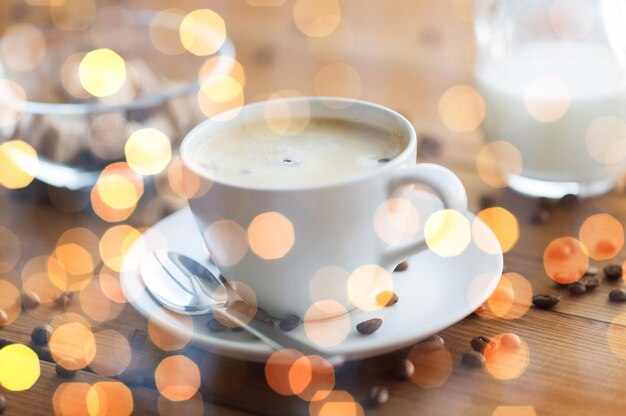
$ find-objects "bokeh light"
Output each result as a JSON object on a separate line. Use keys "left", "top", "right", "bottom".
{"left": 290, "top": 355, "right": 334, "bottom": 401}
{"left": 199, "top": 56, "right": 245, "bottom": 86}
{"left": 99, "top": 268, "right": 127, "bottom": 304}
{"left": 438, "top": 85, "right": 485, "bottom": 133}
{"left": 347, "top": 264, "right": 393, "bottom": 311}
{"left": 585, "top": 116, "right": 626, "bottom": 165}
{"left": 167, "top": 156, "right": 212, "bottom": 200}
{"left": 158, "top": 392, "right": 205, "bottom": 416}
{"left": 308, "top": 390, "right": 364, "bottom": 416}
{"left": 125, "top": 128, "right": 172, "bottom": 176}
{"left": 374, "top": 198, "right": 421, "bottom": 245}
{"left": 150, "top": 8, "right": 187, "bottom": 56}
{"left": 304, "top": 300, "right": 350, "bottom": 347}
{"left": 475, "top": 207, "right": 519, "bottom": 254}
{"left": 0, "top": 344, "right": 40, "bottom": 391}
{"left": 0, "top": 140, "right": 39, "bottom": 189}
{"left": 91, "top": 162, "right": 144, "bottom": 222}
{"left": 309, "top": 266, "right": 350, "bottom": 305}
{"left": 197, "top": 74, "right": 245, "bottom": 119}
{"left": 247, "top": 212, "right": 295, "bottom": 260}
{"left": 549, "top": 0, "right": 595, "bottom": 39}
{"left": 0, "top": 280, "right": 21, "bottom": 325}
{"left": 0, "top": 79, "right": 26, "bottom": 127}
{"left": 99, "top": 225, "right": 144, "bottom": 272}
{"left": 53, "top": 382, "right": 91, "bottom": 416}
{"left": 50, "top": 0, "right": 96, "bottom": 31}
{"left": 424, "top": 209, "right": 471, "bottom": 257}
{"left": 314, "top": 62, "right": 361, "bottom": 104}
{"left": 86, "top": 382, "right": 134, "bottom": 416}
{"left": 487, "top": 273, "right": 533, "bottom": 319}
{"left": 0, "top": 24, "right": 46, "bottom": 71}
{"left": 493, "top": 406, "right": 537, "bottom": 416}
{"left": 179, "top": 9, "right": 227, "bottom": 56}
{"left": 523, "top": 76, "right": 570, "bottom": 122}
{"left": 155, "top": 355, "right": 201, "bottom": 402}
{"left": 578, "top": 214, "right": 624, "bottom": 260}
{"left": 484, "top": 333, "right": 529, "bottom": 380}
{"left": 204, "top": 220, "right": 248, "bottom": 267}
{"left": 476, "top": 141, "right": 523, "bottom": 188}
{"left": 263, "top": 90, "right": 311, "bottom": 136}
{"left": 79, "top": 49, "right": 127, "bottom": 97}
{"left": 265, "top": 349, "right": 304, "bottom": 396}
{"left": 307, "top": 21, "right": 353, "bottom": 61}
{"left": 148, "top": 308, "right": 193, "bottom": 351}
{"left": 49, "top": 322, "right": 96, "bottom": 370}
{"left": 0, "top": 226, "right": 20, "bottom": 272}
{"left": 408, "top": 344, "right": 453, "bottom": 388}
{"left": 293, "top": 0, "right": 341, "bottom": 37}
{"left": 79, "top": 279, "right": 125, "bottom": 323}
{"left": 543, "top": 237, "right": 589, "bottom": 284}
{"left": 22, "top": 256, "right": 63, "bottom": 310}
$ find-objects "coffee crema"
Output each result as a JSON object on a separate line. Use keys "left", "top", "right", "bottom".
{"left": 191, "top": 117, "right": 406, "bottom": 187}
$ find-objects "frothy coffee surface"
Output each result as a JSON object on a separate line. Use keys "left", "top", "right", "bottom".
{"left": 192, "top": 118, "right": 406, "bottom": 187}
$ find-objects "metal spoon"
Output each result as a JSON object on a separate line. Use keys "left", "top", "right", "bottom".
{"left": 141, "top": 250, "right": 345, "bottom": 366}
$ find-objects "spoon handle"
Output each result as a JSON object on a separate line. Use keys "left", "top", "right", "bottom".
{"left": 214, "top": 306, "right": 345, "bottom": 367}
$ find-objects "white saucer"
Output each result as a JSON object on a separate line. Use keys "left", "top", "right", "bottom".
{"left": 120, "top": 193, "right": 502, "bottom": 363}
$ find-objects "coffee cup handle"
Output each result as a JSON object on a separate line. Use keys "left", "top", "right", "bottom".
{"left": 380, "top": 163, "right": 468, "bottom": 268}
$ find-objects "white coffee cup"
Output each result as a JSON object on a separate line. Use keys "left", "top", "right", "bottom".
{"left": 180, "top": 97, "right": 468, "bottom": 318}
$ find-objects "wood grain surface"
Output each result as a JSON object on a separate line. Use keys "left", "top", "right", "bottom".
{"left": 1, "top": 1, "right": 626, "bottom": 415}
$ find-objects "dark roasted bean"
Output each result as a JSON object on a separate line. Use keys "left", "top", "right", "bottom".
{"left": 473, "top": 304, "right": 487, "bottom": 316}
{"left": 378, "top": 158, "right": 391, "bottom": 163}
{"left": 279, "top": 315, "right": 301, "bottom": 331}
{"left": 0, "top": 310, "right": 8, "bottom": 326}
{"left": 376, "top": 291, "right": 399, "bottom": 307}
{"left": 559, "top": 193, "right": 579, "bottom": 209}
{"left": 568, "top": 282, "right": 586, "bottom": 295}
{"left": 609, "top": 288, "right": 626, "bottom": 302}
{"left": 418, "top": 335, "right": 445, "bottom": 351}
{"left": 501, "top": 333, "right": 521, "bottom": 350}
{"left": 529, "top": 209, "right": 550, "bottom": 225}
{"left": 471, "top": 335, "right": 496, "bottom": 353}
{"left": 55, "top": 292, "right": 74, "bottom": 308}
{"left": 366, "top": 385, "right": 389, "bottom": 407}
{"left": 357, "top": 318, "right": 383, "bottom": 335}
{"left": 31, "top": 325, "right": 53, "bottom": 346}
{"left": 604, "top": 264, "right": 623, "bottom": 280}
{"left": 394, "top": 262, "right": 409, "bottom": 272}
{"left": 479, "top": 195, "right": 495, "bottom": 210}
{"left": 55, "top": 360, "right": 77, "bottom": 378}
{"left": 582, "top": 276, "right": 600, "bottom": 291}
{"left": 416, "top": 134, "right": 442, "bottom": 158}
{"left": 21, "top": 291, "right": 40, "bottom": 310}
{"left": 254, "top": 308, "right": 271, "bottom": 322}
{"left": 127, "top": 329, "right": 148, "bottom": 347}
{"left": 392, "top": 359, "right": 415, "bottom": 380}
{"left": 207, "top": 318, "right": 227, "bottom": 332}
{"left": 462, "top": 351, "right": 485, "bottom": 368}
{"left": 532, "top": 294, "right": 561, "bottom": 309}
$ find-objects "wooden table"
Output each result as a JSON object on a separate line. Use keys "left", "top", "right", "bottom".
{"left": 2, "top": 1, "right": 626, "bottom": 415}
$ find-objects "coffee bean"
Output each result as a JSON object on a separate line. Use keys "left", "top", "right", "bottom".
{"left": 462, "top": 351, "right": 485, "bottom": 368}
{"left": 208, "top": 318, "right": 227, "bottom": 332}
{"left": 0, "top": 393, "right": 6, "bottom": 414}
{"left": 471, "top": 335, "right": 496, "bottom": 353}
{"left": 118, "top": 369, "right": 145, "bottom": 386}
{"left": 479, "top": 195, "right": 495, "bottom": 210}
{"left": 529, "top": 208, "right": 550, "bottom": 225}
{"left": 21, "top": 291, "right": 40, "bottom": 309}
{"left": 366, "top": 385, "right": 389, "bottom": 408}
{"left": 604, "top": 264, "right": 623, "bottom": 280}
{"left": 532, "top": 294, "right": 561, "bottom": 309}
{"left": 584, "top": 266, "right": 599, "bottom": 276}
{"left": 279, "top": 315, "right": 301, "bottom": 331}
{"left": 568, "top": 282, "right": 586, "bottom": 296}
{"left": 357, "top": 318, "right": 383, "bottom": 335}
{"left": 0, "top": 310, "right": 8, "bottom": 326}
{"left": 55, "top": 360, "right": 77, "bottom": 378}
{"left": 473, "top": 304, "right": 487, "bottom": 316}
{"left": 582, "top": 276, "right": 600, "bottom": 291}
{"left": 394, "top": 262, "right": 409, "bottom": 272}
{"left": 254, "top": 308, "right": 271, "bottom": 322}
{"left": 418, "top": 335, "right": 445, "bottom": 351}
{"left": 127, "top": 329, "right": 148, "bottom": 348}
{"left": 500, "top": 333, "right": 521, "bottom": 350}
{"left": 31, "top": 325, "right": 53, "bottom": 346}
{"left": 609, "top": 288, "right": 626, "bottom": 302}
{"left": 54, "top": 292, "right": 73, "bottom": 308}
{"left": 378, "top": 158, "right": 391, "bottom": 163}
{"left": 392, "top": 359, "right": 415, "bottom": 380}
{"left": 416, "top": 134, "right": 442, "bottom": 158}
{"left": 376, "top": 291, "right": 398, "bottom": 307}
{"left": 559, "top": 193, "right": 579, "bottom": 209}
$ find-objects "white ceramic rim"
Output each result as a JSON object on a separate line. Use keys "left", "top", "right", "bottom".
{"left": 179, "top": 96, "right": 417, "bottom": 191}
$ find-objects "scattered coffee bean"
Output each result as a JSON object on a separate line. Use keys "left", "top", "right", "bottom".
{"left": 584, "top": 266, "right": 599, "bottom": 276}
{"left": 559, "top": 193, "right": 579, "bottom": 209}
{"left": 609, "top": 288, "right": 626, "bottom": 302}
{"left": 532, "top": 294, "right": 561, "bottom": 309}
{"left": 392, "top": 359, "right": 415, "bottom": 380}
{"left": 54, "top": 292, "right": 73, "bottom": 308}
{"left": 394, "top": 262, "right": 409, "bottom": 272}
{"left": 416, "top": 134, "right": 442, "bottom": 158}
{"left": 0, "top": 310, "right": 8, "bottom": 326}
{"left": 479, "top": 195, "right": 495, "bottom": 210}
{"left": 279, "top": 315, "right": 301, "bottom": 332}
{"left": 254, "top": 308, "right": 271, "bottom": 322}
{"left": 582, "top": 276, "right": 601, "bottom": 291}
{"left": 418, "top": 335, "right": 445, "bottom": 351}
{"left": 462, "top": 351, "right": 485, "bottom": 368}
{"left": 207, "top": 318, "right": 227, "bottom": 332}
{"left": 118, "top": 369, "right": 145, "bottom": 386}
{"left": 21, "top": 291, "right": 40, "bottom": 310}
{"left": 376, "top": 290, "right": 399, "bottom": 307}
{"left": 473, "top": 304, "right": 487, "bottom": 316}
{"left": 568, "top": 282, "right": 586, "bottom": 296}
{"left": 604, "top": 264, "right": 623, "bottom": 280}
{"left": 366, "top": 385, "right": 389, "bottom": 408}
{"left": 0, "top": 393, "right": 6, "bottom": 414}
{"left": 529, "top": 208, "right": 550, "bottom": 225}
{"left": 357, "top": 318, "right": 383, "bottom": 335}
{"left": 378, "top": 158, "right": 391, "bottom": 163}
{"left": 471, "top": 335, "right": 496, "bottom": 353}
{"left": 127, "top": 329, "right": 148, "bottom": 347}
{"left": 55, "top": 359, "right": 77, "bottom": 378}
{"left": 500, "top": 333, "right": 521, "bottom": 350}
{"left": 31, "top": 325, "right": 53, "bottom": 346}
